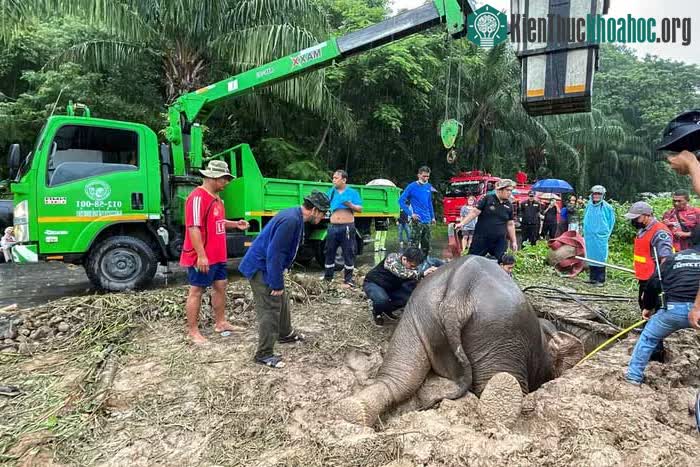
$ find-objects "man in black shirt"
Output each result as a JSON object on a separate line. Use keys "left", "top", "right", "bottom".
{"left": 461, "top": 179, "right": 518, "bottom": 260}
{"left": 540, "top": 198, "right": 559, "bottom": 239}
{"left": 626, "top": 225, "right": 700, "bottom": 385}
{"left": 519, "top": 190, "right": 541, "bottom": 246}
{"left": 363, "top": 247, "right": 437, "bottom": 325}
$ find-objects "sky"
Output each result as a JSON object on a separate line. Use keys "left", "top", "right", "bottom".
{"left": 390, "top": 0, "right": 700, "bottom": 64}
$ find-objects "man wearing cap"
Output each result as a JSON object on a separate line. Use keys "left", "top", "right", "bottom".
{"left": 582, "top": 185, "right": 615, "bottom": 286}
{"left": 625, "top": 201, "right": 673, "bottom": 314}
{"left": 661, "top": 190, "right": 700, "bottom": 252}
{"left": 181, "top": 160, "right": 250, "bottom": 344}
{"left": 399, "top": 166, "right": 436, "bottom": 258}
{"left": 324, "top": 170, "right": 363, "bottom": 287}
{"left": 461, "top": 179, "right": 518, "bottom": 260}
{"left": 519, "top": 191, "right": 541, "bottom": 246}
{"left": 625, "top": 224, "right": 700, "bottom": 386}
{"left": 239, "top": 191, "right": 330, "bottom": 368}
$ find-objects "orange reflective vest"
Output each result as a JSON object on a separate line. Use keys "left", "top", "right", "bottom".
{"left": 633, "top": 221, "right": 671, "bottom": 280}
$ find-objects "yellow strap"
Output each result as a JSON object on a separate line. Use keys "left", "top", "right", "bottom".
{"left": 575, "top": 319, "right": 647, "bottom": 367}
{"left": 633, "top": 255, "right": 646, "bottom": 263}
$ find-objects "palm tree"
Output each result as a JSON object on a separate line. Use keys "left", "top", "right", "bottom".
{"left": 1, "top": 0, "right": 353, "bottom": 132}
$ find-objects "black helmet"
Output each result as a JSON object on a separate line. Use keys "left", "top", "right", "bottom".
{"left": 657, "top": 109, "right": 700, "bottom": 152}
{"left": 304, "top": 190, "right": 330, "bottom": 212}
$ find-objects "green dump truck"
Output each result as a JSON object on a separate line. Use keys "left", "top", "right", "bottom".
{"left": 6, "top": 0, "right": 604, "bottom": 291}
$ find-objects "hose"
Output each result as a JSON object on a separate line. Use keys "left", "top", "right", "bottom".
{"left": 522, "top": 285, "right": 621, "bottom": 330}
{"left": 575, "top": 319, "right": 646, "bottom": 367}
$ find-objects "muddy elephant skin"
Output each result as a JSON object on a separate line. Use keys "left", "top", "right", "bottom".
{"left": 340, "top": 255, "right": 583, "bottom": 426}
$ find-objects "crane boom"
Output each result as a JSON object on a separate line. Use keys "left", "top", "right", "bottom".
{"left": 165, "top": 0, "right": 475, "bottom": 175}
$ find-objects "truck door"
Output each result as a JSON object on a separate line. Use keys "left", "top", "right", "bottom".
{"left": 36, "top": 123, "right": 149, "bottom": 254}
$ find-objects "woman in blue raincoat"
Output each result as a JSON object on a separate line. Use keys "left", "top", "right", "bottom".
{"left": 583, "top": 185, "right": 616, "bottom": 286}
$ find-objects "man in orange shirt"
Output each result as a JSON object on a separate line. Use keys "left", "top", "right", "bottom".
{"left": 661, "top": 189, "right": 700, "bottom": 252}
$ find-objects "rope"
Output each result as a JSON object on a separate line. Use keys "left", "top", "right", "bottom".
{"left": 575, "top": 319, "right": 646, "bottom": 367}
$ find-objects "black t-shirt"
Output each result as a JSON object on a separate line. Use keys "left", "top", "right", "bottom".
{"left": 643, "top": 247, "right": 700, "bottom": 308}
{"left": 542, "top": 203, "right": 558, "bottom": 225}
{"left": 520, "top": 200, "right": 541, "bottom": 224}
{"left": 474, "top": 194, "right": 514, "bottom": 237}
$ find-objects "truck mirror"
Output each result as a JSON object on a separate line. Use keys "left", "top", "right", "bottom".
{"left": 7, "top": 144, "right": 21, "bottom": 179}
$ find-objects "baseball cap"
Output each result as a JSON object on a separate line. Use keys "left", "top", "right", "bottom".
{"left": 528, "top": 190, "right": 535, "bottom": 196}
{"left": 304, "top": 190, "right": 330, "bottom": 212}
{"left": 623, "top": 201, "right": 653, "bottom": 219}
{"left": 657, "top": 109, "right": 700, "bottom": 152}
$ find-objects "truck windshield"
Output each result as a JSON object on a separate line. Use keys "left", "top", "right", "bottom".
{"left": 445, "top": 181, "right": 483, "bottom": 197}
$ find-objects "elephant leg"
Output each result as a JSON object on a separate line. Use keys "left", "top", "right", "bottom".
{"left": 477, "top": 372, "right": 524, "bottom": 429}
{"left": 337, "top": 318, "right": 431, "bottom": 426}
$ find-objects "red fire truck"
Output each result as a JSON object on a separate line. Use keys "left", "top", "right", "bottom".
{"left": 442, "top": 170, "right": 533, "bottom": 223}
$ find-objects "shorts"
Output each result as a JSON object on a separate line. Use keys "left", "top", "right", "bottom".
{"left": 462, "top": 228, "right": 475, "bottom": 237}
{"left": 187, "top": 262, "right": 227, "bottom": 287}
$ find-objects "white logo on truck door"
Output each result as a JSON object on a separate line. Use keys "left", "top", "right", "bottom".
{"left": 85, "top": 180, "right": 111, "bottom": 201}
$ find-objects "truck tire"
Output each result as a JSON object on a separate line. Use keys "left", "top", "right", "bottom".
{"left": 86, "top": 235, "right": 157, "bottom": 291}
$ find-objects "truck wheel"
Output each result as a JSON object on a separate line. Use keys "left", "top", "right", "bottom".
{"left": 86, "top": 236, "right": 157, "bottom": 291}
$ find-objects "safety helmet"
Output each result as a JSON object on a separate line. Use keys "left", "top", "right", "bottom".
{"left": 590, "top": 185, "right": 606, "bottom": 195}
{"left": 657, "top": 109, "right": 700, "bottom": 152}
{"left": 304, "top": 190, "right": 330, "bottom": 212}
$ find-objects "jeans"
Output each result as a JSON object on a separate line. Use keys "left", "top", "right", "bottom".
{"left": 398, "top": 223, "right": 411, "bottom": 244}
{"left": 626, "top": 302, "right": 691, "bottom": 383}
{"left": 363, "top": 281, "right": 416, "bottom": 317}
{"left": 324, "top": 223, "right": 357, "bottom": 283}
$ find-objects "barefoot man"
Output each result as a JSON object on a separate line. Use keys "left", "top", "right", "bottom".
{"left": 180, "top": 160, "right": 249, "bottom": 344}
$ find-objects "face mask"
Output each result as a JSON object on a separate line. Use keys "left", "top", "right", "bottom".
{"left": 417, "top": 179, "right": 428, "bottom": 185}
{"left": 630, "top": 219, "right": 645, "bottom": 229}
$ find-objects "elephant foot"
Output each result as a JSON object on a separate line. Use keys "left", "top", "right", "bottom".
{"left": 337, "top": 396, "right": 376, "bottom": 426}
{"left": 336, "top": 386, "right": 393, "bottom": 427}
{"left": 477, "top": 372, "right": 523, "bottom": 429}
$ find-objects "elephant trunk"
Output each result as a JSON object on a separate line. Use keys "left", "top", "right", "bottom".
{"left": 338, "top": 316, "right": 431, "bottom": 426}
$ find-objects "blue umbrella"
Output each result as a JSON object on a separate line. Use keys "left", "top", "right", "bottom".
{"left": 531, "top": 179, "right": 574, "bottom": 193}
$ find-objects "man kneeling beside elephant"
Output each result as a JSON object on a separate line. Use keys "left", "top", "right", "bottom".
{"left": 340, "top": 255, "right": 584, "bottom": 426}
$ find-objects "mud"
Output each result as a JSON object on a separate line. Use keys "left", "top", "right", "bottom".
{"left": 2, "top": 276, "right": 699, "bottom": 466}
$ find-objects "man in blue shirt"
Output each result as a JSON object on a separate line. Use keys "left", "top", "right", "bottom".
{"left": 399, "top": 166, "right": 436, "bottom": 258}
{"left": 325, "top": 170, "right": 363, "bottom": 287}
{"left": 239, "top": 191, "right": 330, "bottom": 369}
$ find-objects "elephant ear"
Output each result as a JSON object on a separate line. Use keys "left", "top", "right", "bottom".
{"left": 547, "top": 331, "right": 585, "bottom": 378}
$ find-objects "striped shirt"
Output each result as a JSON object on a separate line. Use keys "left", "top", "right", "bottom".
{"left": 180, "top": 187, "right": 227, "bottom": 267}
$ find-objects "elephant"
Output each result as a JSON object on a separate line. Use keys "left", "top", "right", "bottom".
{"left": 339, "top": 255, "right": 584, "bottom": 426}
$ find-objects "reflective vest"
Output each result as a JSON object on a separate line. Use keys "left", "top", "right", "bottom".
{"left": 633, "top": 221, "right": 671, "bottom": 280}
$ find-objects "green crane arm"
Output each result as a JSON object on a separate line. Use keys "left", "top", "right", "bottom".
{"left": 165, "top": 0, "right": 476, "bottom": 175}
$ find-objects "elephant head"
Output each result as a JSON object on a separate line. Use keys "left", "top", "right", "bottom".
{"left": 540, "top": 319, "right": 585, "bottom": 377}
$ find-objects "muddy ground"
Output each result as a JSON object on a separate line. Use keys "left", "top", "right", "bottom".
{"left": 1, "top": 273, "right": 699, "bottom": 467}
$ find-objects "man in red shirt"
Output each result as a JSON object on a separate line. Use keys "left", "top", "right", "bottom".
{"left": 661, "top": 189, "right": 700, "bottom": 252}
{"left": 180, "top": 160, "right": 249, "bottom": 344}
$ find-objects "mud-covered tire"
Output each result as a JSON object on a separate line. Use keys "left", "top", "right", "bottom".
{"left": 86, "top": 235, "right": 157, "bottom": 291}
